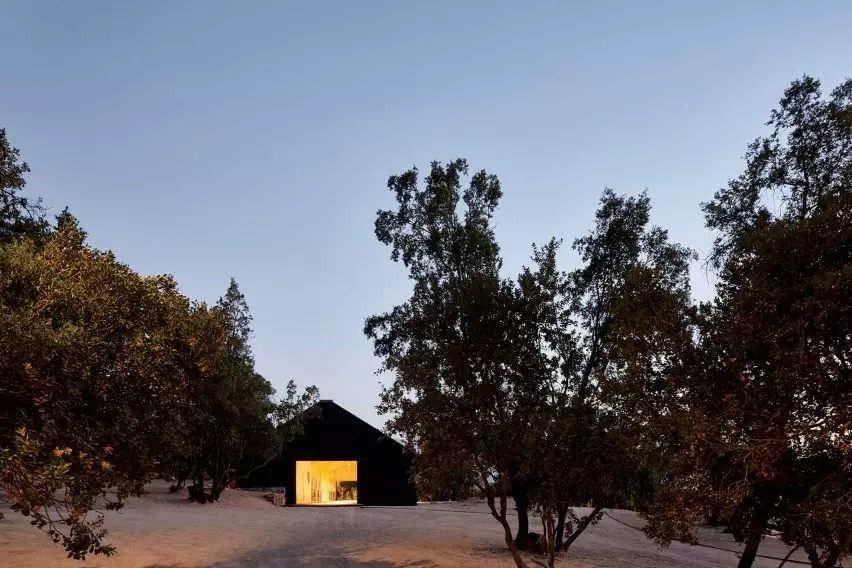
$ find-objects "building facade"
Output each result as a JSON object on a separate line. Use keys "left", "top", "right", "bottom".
{"left": 238, "top": 400, "right": 417, "bottom": 506}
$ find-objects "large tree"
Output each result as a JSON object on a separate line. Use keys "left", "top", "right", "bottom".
{"left": 0, "top": 128, "right": 317, "bottom": 559}
{"left": 520, "top": 190, "right": 694, "bottom": 565}
{"left": 0, "top": 219, "right": 200, "bottom": 558}
{"left": 182, "top": 279, "right": 319, "bottom": 503}
{"left": 367, "top": 159, "right": 549, "bottom": 568}
{"left": 614, "top": 76, "right": 852, "bottom": 568}
{"left": 365, "top": 159, "right": 680, "bottom": 567}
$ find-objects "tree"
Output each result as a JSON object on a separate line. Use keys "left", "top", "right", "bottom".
{"left": 616, "top": 76, "right": 852, "bottom": 568}
{"left": 519, "top": 190, "right": 694, "bottom": 564}
{"left": 0, "top": 219, "right": 198, "bottom": 558}
{"left": 0, "top": 128, "right": 48, "bottom": 242}
{"left": 0, "top": 130, "right": 199, "bottom": 557}
{"left": 367, "top": 159, "right": 550, "bottom": 568}
{"left": 182, "top": 279, "right": 319, "bottom": 503}
{"left": 0, "top": 128, "right": 316, "bottom": 559}
{"left": 366, "top": 159, "right": 674, "bottom": 567}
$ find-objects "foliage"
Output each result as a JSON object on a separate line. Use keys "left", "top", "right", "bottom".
{"left": 0, "top": 128, "right": 317, "bottom": 558}
{"left": 367, "top": 159, "right": 549, "bottom": 568}
{"left": 0, "top": 220, "right": 196, "bottom": 557}
{"left": 411, "top": 436, "right": 476, "bottom": 502}
{"left": 181, "top": 279, "right": 319, "bottom": 503}
{"left": 364, "top": 158, "right": 689, "bottom": 567}
{"left": 0, "top": 128, "right": 48, "bottom": 243}
{"left": 3, "top": 73, "right": 849, "bottom": 568}
{"left": 520, "top": 190, "right": 694, "bottom": 564}
{"left": 611, "top": 76, "right": 852, "bottom": 568}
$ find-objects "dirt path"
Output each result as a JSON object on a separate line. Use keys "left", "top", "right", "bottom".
{"left": 0, "top": 481, "right": 811, "bottom": 568}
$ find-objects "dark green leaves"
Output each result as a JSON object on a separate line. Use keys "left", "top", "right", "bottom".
{"left": 625, "top": 76, "right": 852, "bottom": 567}
{"left": 0, "top": 128, "right": 318, "bottom": 558}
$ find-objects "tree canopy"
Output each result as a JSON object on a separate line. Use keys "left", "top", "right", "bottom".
{"left": 368, "top": 77, "right": 851, "bottom": 568}
{"left": 1, "top": 72, "right": 849, "bottom": 568}
{"left": 0, "top": 128, "right": 318, "bottom": 558}
{"left": 0, "top": 128, "right": 47, "bottom": 243}
{"left": 604, "top": 76, "right": 852, "bottom": 568}
{"left": 366, "top": 161, "right": 692, "bottom": 567}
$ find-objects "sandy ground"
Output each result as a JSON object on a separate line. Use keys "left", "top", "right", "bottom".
{"left": 0, "top": 481, "right": 812, "bottom": 568}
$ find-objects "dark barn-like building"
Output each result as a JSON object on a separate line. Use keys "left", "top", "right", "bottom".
{"left": 238, "top": 400, "right": 417, "bottom": 506}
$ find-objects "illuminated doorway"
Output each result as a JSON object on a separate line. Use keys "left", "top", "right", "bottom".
{"left": 295, "top": 461, "right": 358, "bottom": 505}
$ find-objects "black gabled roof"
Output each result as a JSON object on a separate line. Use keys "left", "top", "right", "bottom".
{"left": 307, "top": 399, "right": 403, "bottom": 449}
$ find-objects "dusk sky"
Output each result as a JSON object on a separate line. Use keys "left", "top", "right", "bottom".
{"left": 2, "top": 1, "right": 850, "bottom": 428}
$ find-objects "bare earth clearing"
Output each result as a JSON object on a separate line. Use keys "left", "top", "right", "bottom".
{"left": 1, "top": 481, "right": 810, "bottom": 568}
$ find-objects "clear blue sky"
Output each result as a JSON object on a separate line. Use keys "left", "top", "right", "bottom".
{"left": 2, "top": 1, "right": 850, "bottom": 428}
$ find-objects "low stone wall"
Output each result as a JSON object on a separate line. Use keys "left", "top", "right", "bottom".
{"left": 238, "top": 487, "right": 286, "bottom": 506}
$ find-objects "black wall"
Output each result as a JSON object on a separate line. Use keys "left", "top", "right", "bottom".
{"left": 238, "top": 400, "right": 417, "bottom": 506}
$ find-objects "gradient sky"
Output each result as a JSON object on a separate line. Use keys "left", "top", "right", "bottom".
{"left": 2, "top": 1, "right": 850, "bottom": 428}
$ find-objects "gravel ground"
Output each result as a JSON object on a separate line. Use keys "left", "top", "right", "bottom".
{"left": 0, "top": 481, "right": 813, "bottom": 568}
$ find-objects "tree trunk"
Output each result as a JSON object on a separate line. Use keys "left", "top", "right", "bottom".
{"left": 210, "top": 430, "right": 220, "bottom": 500}
{"left": 209, "top": 477, "right": 222, "bottom": 501}
{"left": 512, "top": 478, "right": 530, "bottom": 550}
{"left": 191, "top": 464, "right": 207, "bottom": 503}
{"left": 484, "top": 477, "right": 531, "bottom": 568}
{"left": 737, "top": 510, "right": 767, "bottom": 568}
{"left": 542, "top": 489, "right": 556, "bottom": 568}
{"left": 209, "top": 469, "right": 230, "bottom": 502}
{"left": 805, "top": 543, "right": 840, "bottom": 568}
{"left": 806, "top": 548, "right": 822, "bottom": 568}
{"left": 825, "top": 542, "right": 839, "bottom": 567}
{"left": 554, "top": 502, "right": 568, "bottom": 552}
{"left": 500, "top": 512, "right": 530, "bottom": 568}
{"left": 198, "top": 466, "right": 207, "bottom": 503}
{"left": 170, "top": 477, "right": 186, "bottom": 492}
{"left": 563, "top": 506, "right": 603, "bottom": 551}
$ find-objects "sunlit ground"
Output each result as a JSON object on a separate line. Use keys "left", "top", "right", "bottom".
{"left": 0, "top": 480, "right": 811, "bottom": 568}
{"left": 316, "top": 499, "right": 358, "bottom": 506}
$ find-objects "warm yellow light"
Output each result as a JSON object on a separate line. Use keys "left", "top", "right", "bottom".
{"left": 295, "top": 461, "right": 358, "bottom": 505}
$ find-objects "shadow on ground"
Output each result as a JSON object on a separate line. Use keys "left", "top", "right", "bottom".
{"left": 143, "top": 543, "right": 439, "bottom": 568}
{"left": 471, "top": 545, "right": 517, "bottom": 557}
